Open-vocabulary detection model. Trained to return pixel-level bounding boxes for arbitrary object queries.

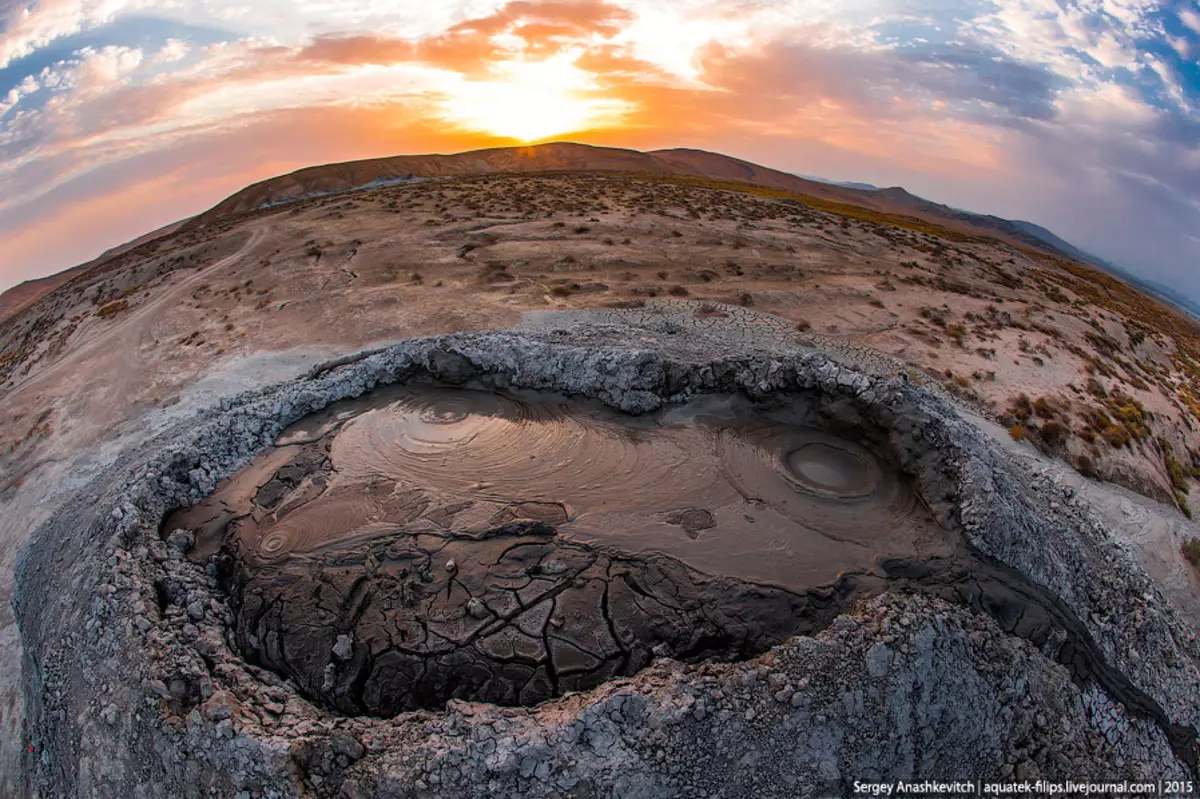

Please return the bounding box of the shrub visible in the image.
[1101,424,1131,448]
[1038,420,1068,448]
[668,285,689,297]
[1183,537,1200,567]
[1176,493,1193,521]
[1166,454,1189,493]
[1007,425,1029,441]
[1008,394,1033,422]
[97,300,128,318]
[795,319,812,332]
[549,285,573,297]
[1076,454,1097,477]
[739,292,754,306]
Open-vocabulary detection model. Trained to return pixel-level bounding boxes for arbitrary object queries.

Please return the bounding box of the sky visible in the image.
[1,0,1199,298]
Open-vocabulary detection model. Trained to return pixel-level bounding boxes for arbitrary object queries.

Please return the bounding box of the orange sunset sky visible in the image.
[2,0,1199,298]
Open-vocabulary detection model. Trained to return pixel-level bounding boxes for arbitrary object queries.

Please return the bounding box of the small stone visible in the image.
[466,598,489,619]
[186,600,206,621]
[146,679,172,700]
[100,704,118,726]
[202,692,236,722]
[322,663,336,692]
[166,528,195,553]
[865,642,891,678]
[445,559,457,573]
[833,617,856,632]
[332,635,353,662]
[331,731,365,761]
[168,678,189,701]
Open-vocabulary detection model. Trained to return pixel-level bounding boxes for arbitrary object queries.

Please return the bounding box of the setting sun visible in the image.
[439,55,630,141]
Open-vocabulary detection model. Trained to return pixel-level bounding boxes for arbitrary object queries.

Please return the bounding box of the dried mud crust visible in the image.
[228,520,861,715]
[12,318,1200,798]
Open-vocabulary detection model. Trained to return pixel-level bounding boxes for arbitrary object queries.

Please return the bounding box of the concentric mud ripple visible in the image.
[715,423,922,545]
[179,387,947,588]
[329,387,709,516]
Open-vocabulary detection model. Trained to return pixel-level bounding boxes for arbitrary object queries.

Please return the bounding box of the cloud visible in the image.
[1180,8,1200,35]
[296,0,634,76]
[0,0,1198,304]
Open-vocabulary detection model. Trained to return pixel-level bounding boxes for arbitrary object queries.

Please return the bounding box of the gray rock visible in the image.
[865,642,891,678]
[332,634,353,662]
[165,528,195,553]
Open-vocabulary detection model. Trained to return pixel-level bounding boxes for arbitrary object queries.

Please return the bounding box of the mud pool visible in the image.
[162,384,952,714]
[170,384,947,590]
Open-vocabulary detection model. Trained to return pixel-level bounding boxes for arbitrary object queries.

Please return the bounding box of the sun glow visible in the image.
[439,55,630,141]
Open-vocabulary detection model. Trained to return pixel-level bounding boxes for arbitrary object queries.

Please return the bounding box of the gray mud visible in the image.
[11,310,1200,797]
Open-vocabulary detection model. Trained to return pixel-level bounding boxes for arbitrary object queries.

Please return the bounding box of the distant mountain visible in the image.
[0,218,185,322]
[182,142,1099,266]
[1005,219,1200,321]
[0,265,90,321]
[1009,220,1098,265]
[1082,257,1200,321]
[834,181,880,191]
[796,174,880,191]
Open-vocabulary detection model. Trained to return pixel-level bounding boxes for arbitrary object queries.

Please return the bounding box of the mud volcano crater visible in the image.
[19,325,1200,797]
[169,383,947,715]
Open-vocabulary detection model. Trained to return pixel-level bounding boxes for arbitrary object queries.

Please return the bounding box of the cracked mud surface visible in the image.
[227,523,866,715]
[169,385,939,712]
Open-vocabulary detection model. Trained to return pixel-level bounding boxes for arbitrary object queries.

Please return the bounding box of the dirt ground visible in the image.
[3,171,1200,791]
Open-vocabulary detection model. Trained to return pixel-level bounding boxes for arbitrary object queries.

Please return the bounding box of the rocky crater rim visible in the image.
[12,320,1200,796]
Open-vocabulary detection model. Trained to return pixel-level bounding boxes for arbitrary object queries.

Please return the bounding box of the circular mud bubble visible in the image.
[180,386,948,715]
[783,440,877,498]
[715,422,922,548]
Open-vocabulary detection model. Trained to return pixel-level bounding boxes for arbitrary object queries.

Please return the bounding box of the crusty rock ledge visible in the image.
[13,317,1200,797]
